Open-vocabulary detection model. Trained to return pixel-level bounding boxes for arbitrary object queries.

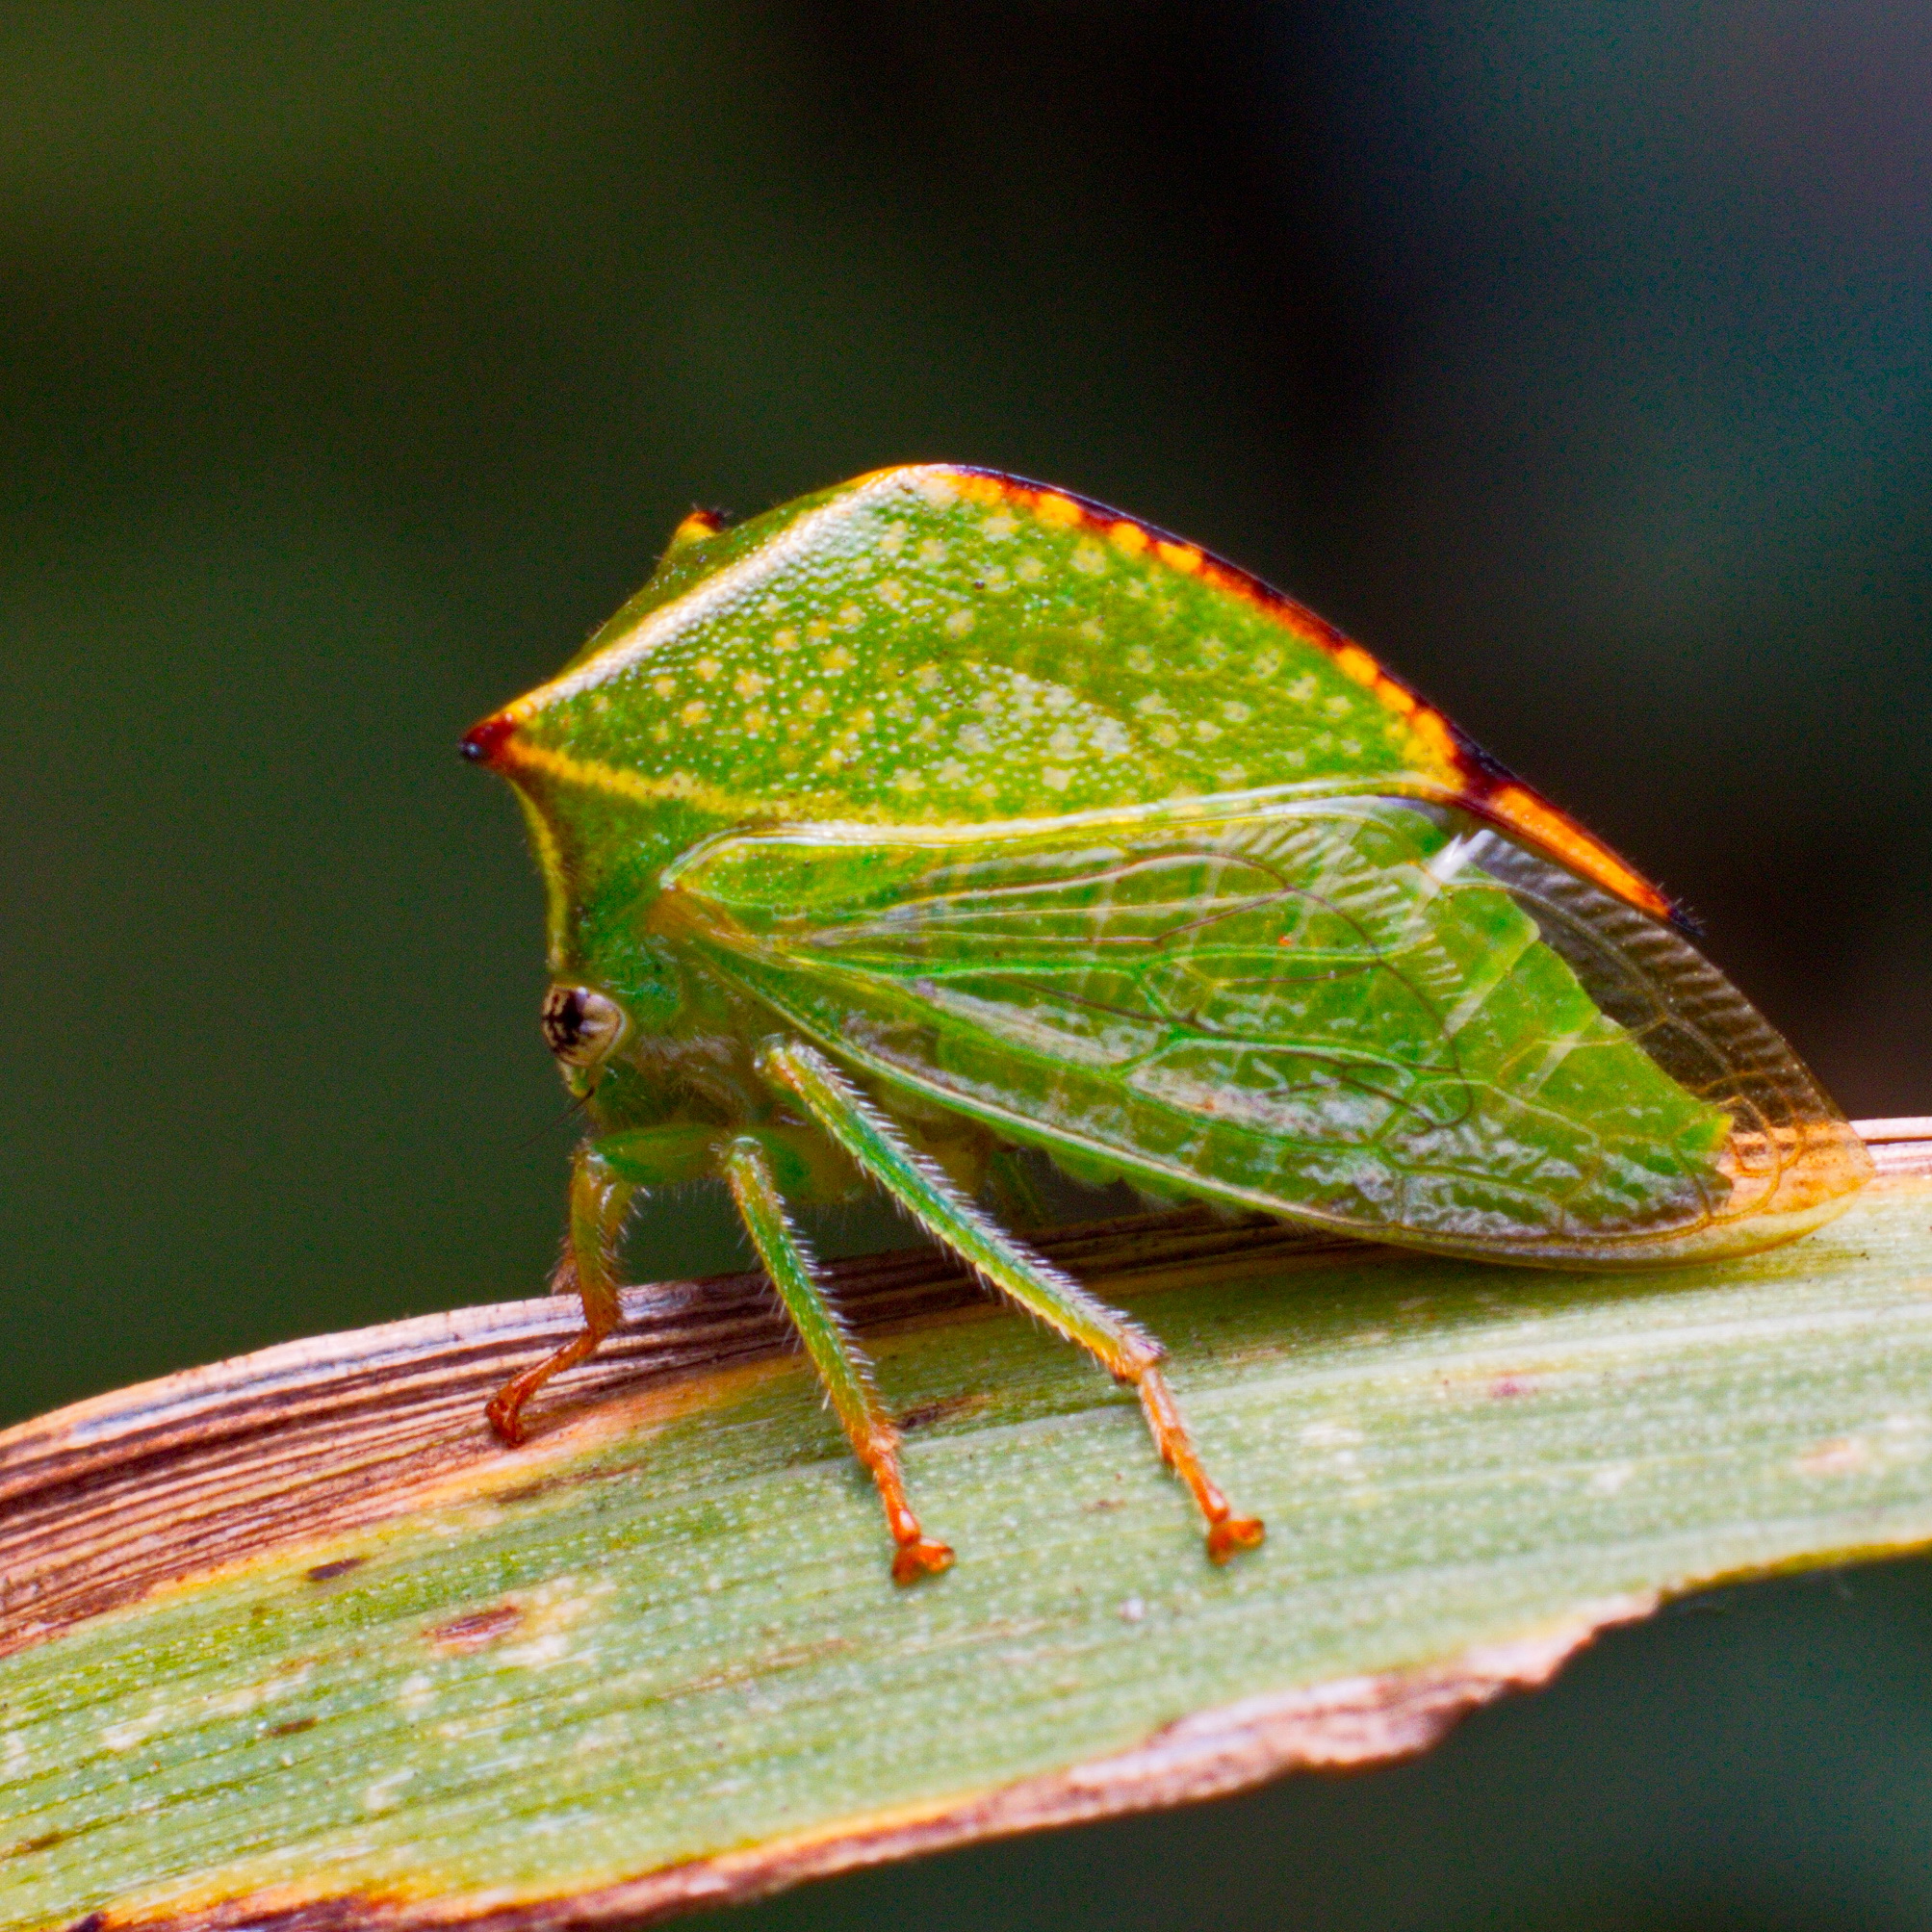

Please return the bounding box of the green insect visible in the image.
[464,465,1870,1582]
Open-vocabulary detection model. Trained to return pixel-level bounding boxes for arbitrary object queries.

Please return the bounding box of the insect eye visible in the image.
[540,986,626,1068]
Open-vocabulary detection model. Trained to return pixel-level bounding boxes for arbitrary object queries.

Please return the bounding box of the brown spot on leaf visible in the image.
[304,1558,365,1584]
[428,1603,525,1654]
[899,1392,992,1430]
[4,1825,69,1857]
[493,1469,593,1507]
[664,1636,856,1700]
[267,1716,317,1738]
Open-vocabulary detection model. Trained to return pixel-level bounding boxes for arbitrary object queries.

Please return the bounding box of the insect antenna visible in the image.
[507,1090,592,1154]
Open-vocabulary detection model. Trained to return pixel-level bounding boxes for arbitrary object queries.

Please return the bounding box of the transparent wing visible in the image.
[669,798,1868,1265]
[1443,822,1869,1248]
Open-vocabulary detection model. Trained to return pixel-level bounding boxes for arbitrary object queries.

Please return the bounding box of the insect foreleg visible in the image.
[486,1141,634,1447]
[758,1040,1264,1563]
[721,1135,954,1584]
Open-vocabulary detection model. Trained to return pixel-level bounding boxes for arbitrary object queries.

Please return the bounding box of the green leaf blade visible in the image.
[1,1134,1929,1929]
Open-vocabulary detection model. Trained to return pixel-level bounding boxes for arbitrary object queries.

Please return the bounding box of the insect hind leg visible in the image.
[1137,1366,1265,1561]
[723,1133,952,1584]
[759,1039,1263,1563]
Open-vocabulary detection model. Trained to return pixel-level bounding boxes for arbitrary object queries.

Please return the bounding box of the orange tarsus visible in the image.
[1135,1366,1266,1563]
[871,1448,955,1584]
[1206,1515,1268,1563]
[891,1537,956,1584]
[484,1327,605,1446]
[485,1251,622,1446]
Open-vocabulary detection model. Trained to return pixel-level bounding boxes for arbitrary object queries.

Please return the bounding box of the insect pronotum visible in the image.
[464,465,1871,1581]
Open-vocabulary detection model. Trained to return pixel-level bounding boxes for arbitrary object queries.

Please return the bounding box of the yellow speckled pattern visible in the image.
[473,466,1668,931]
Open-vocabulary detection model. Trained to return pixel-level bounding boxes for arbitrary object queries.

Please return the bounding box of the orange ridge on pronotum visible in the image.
[940,465,1678,926]
[465,467,1678,929]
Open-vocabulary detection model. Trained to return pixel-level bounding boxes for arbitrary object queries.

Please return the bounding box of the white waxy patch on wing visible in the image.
[1425,835,1480,886]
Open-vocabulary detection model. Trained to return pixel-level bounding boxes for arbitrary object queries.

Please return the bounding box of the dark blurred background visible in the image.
[2,3,1928,1925]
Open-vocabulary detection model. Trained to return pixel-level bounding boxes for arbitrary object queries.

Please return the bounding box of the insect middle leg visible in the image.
[759,1040,1264,1562]
[722,1135,953,1584]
